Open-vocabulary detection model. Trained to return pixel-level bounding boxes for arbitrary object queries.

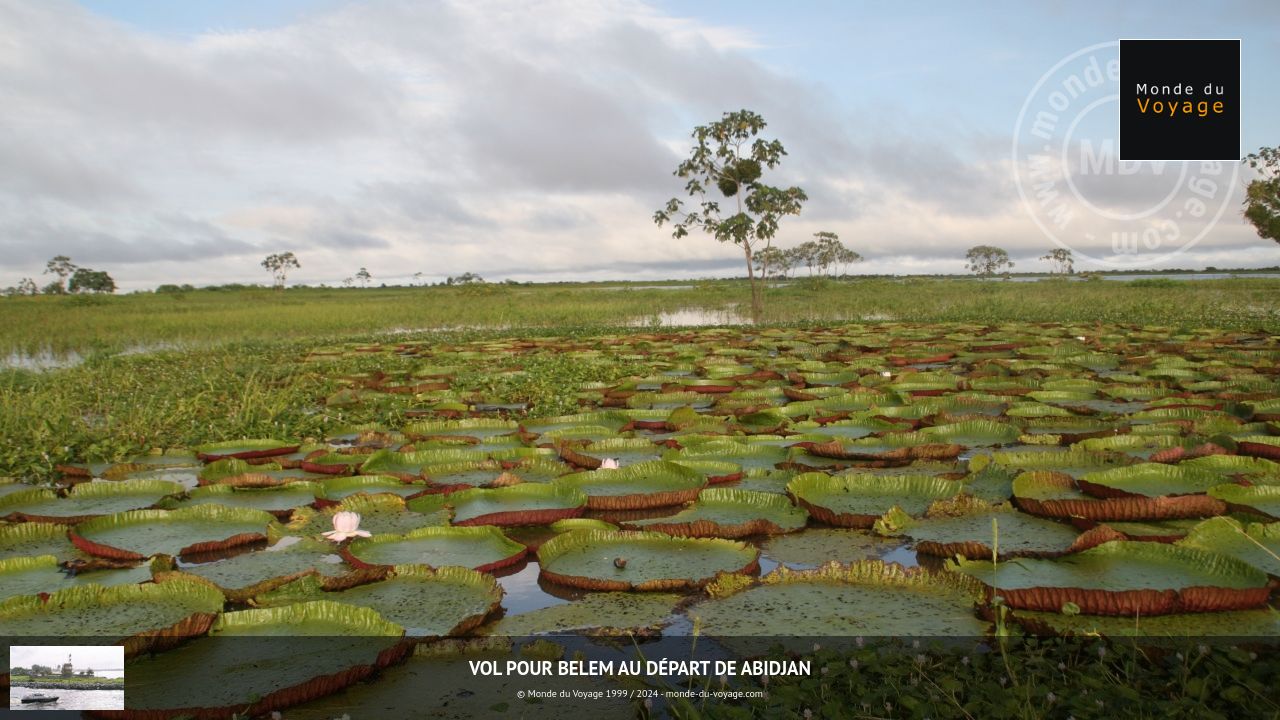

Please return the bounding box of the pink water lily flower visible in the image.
[322,511,372,542]
[600,458,620,469]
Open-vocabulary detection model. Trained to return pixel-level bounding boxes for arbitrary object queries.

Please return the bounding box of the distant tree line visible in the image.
[3,255,116,297]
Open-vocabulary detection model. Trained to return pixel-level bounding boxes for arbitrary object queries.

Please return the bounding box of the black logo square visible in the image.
[1119,39,1240,161]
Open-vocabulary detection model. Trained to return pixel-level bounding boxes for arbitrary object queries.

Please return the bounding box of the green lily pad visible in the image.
[620,488,808,537]
[537,529,758,591]
[72,505,279,560]
[0,480,184,521]
[169,537,349,600]
[1079,463,1223,497]
[120,601,403,714]
[883,503,1084,559]
[918,420,1020,446]
[1209,484,1280,519]
[553,460,707,510]
[255,564,501,637]
[173,481,324,514]
[345,526,526,573]
[1177,517,1280,576]
[0,554,152,602]
[290,494,450,537]
[761,528,902,569]
[0,575,224,638]
[488,592,683,636]
[194,439,301,461]
[0,522,76,562]
[950,540,1271,615]
[322,474,429,499]
[408,483,587,526]
[688,561,987,638]
[786,472,962,528]
[1014,605,1280,638]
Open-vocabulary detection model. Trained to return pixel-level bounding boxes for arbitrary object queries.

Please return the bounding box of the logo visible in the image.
[1012,41,1239,266]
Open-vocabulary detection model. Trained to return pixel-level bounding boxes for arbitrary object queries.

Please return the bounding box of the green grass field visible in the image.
[2,277,1278,480]
[1,277,1277,358]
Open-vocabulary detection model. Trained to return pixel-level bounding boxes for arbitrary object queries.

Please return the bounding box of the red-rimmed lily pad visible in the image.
[619,488,808,538]
[253,564,501,637]
[0,554,151,602]
[157,536,350,601]
[875,501,1094,559]
[1209,483,1280,519]
[553,460,707,510]
[1013,470,1226,521]
[117,600,406,718]
[407,483,587,527]
[195,439,301,462]
[343,526,526,573]
[289,494,450,537]
[71,505,280,561]
[786,472,962,528]
[1077,463,1223,498]
[1176,516,1280,577]
[322,474,429,500]
[949,540,1272,615]
[537,529,759,591]
[0,576,224,654]
[0,522,76,561]
[170,481,325,518]
[0,479,184,523]
[688,560,987,639]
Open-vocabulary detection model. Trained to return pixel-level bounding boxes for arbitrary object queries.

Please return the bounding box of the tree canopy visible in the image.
[654,109,807,321]
[1244,147,1280,244]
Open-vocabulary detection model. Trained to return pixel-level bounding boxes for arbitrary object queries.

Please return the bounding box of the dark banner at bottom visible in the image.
[4,634,1280,719]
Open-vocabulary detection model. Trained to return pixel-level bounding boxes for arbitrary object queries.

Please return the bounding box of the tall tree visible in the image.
[43,255,77,294]
[68,268,116,294]
[355,267,372,287]
[654,109,807,321]
[261,252,300,290]
[1040,248,1074,274]
[965,245,1014,277]
[752,246,787,279]
[1243,147,1280,244]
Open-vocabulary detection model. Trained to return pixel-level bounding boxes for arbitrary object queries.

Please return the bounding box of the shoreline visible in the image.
[12,680,125,691]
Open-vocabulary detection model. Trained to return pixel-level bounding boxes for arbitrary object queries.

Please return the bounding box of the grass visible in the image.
[1,277,1278,358]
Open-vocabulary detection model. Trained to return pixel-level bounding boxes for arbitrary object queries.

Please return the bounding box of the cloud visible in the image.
[0,0,1274,291]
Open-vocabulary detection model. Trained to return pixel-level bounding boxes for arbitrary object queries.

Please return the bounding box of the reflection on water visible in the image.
[9,686,124,711]
[629,308,750,327]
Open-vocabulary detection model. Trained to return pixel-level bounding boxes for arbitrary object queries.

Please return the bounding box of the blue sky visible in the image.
[2,1,1277,290]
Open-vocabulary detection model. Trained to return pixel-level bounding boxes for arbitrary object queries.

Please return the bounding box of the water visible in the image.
[628,308,750,327]
[2,342,185,372]
[1001,272,1280,282]
[10,685,124,711]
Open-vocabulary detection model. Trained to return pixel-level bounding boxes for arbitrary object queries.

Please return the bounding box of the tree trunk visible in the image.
[743,244,762,323]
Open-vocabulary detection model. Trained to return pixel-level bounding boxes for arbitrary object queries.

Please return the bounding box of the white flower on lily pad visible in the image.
[322,511,372,542]
[880,371,892,377]
[600,458,620,469]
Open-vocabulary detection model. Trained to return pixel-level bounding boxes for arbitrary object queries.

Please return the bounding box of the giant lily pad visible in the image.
[254,565,501,637]
[0,522,76,562]
[290,494,450,537]
[537,530,759,591]
[71,505,279,561]
[879,501,1089,559]
[761,529,901,569]
[0,576,224,651]
[119,600,405,717]
[170,481,324,517]
[488,592,684,636]
[0,554,151,602]
[1209,483,1280,519]
[408,483,587,526]
[0,479,184,523]
[688,561,987,638]
[195,439,301,461]
[1177,516,1280,576]
[344,526,526,573]
[917,420,1020,446]
[786,472,962,528]
[949,540,1272,615]
[620,488,808,538]
[161,537,350,601]
[1013,470,1226,521]
[1078,463,1223,498]
[1013,606,1280,638]
[553,460,707,510]
[322,474,429,500]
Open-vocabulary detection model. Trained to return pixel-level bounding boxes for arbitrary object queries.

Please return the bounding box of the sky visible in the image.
[1,0,1278,291]
[10,645,123,671]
